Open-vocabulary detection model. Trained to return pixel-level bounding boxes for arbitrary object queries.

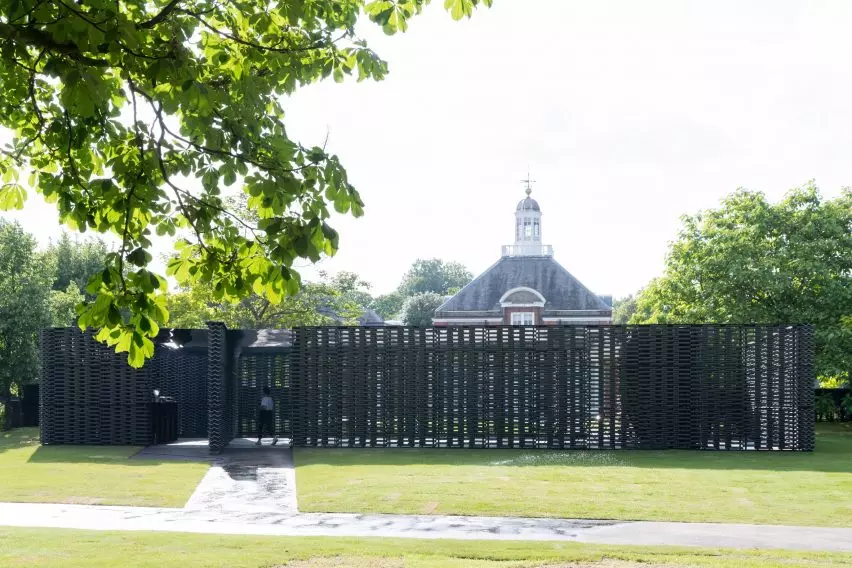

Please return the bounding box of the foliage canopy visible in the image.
[43,232,110,296]
[0,0,490,365]
[400,291,444,326]
[167,269,371,328]
[631,184,851,379]
[0,221,51,395]
[398,258,472,297]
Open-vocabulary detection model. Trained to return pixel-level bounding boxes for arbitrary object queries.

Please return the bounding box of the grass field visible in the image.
[0,428,208,507]
[1,527,851,567]
[295,423,852,526]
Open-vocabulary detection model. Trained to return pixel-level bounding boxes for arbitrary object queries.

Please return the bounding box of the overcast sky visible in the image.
[3,0,851,298]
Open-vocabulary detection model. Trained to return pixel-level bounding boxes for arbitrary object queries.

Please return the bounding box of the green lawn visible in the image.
[1,528,851,567]
[0,428,208,507]
[295,423,852,527]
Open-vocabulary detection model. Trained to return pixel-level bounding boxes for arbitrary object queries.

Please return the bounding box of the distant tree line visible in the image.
[371,259,473,326]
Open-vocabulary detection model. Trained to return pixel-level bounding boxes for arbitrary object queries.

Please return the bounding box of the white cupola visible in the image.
[502,178,552,257]
[515,184,542,245]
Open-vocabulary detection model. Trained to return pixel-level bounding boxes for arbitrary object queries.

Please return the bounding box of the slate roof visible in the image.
[358,308,385,326]
[435,256,611,318]
[316,306,385,326]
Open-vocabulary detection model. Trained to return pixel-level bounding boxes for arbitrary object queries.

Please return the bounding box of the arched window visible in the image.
[534,221,540,238]
[524,219,532,238]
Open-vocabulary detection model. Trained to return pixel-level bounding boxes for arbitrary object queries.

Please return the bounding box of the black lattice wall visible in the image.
[39,324,815,451]
[40,328,208,445]
[284,325,814,450]
[149,348,208,438]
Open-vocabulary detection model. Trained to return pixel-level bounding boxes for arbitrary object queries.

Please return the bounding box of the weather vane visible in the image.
[521,168,536,196]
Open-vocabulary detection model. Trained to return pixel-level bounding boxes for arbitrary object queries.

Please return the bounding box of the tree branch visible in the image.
[131,82,322,174]
[62,110,93,199]
[116,81,149,293]
[152,106,222,264]
[56,0,175,61]
[138,0,182,29]
[177,8,347,55]
[172,185,265,240]
[0,22,109,67]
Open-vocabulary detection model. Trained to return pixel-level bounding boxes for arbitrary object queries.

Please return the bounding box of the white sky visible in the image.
[3,0,851,298]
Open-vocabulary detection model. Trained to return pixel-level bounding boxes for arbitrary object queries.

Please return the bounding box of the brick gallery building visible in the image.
[432,186,612,326]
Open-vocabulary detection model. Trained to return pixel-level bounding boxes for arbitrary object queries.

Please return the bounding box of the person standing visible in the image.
[256,386,278,446]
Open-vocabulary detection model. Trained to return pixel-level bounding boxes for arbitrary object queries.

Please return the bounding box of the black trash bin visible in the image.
[2,397,22,430]
[22,384,39,427]
[149,401,178,445]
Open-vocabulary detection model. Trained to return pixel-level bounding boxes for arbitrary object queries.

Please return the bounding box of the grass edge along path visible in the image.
[0,428,208,508]
[1,527,852,568]
[294,424,852,527]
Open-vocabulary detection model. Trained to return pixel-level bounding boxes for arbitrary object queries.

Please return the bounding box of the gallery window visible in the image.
[511,312,535,326]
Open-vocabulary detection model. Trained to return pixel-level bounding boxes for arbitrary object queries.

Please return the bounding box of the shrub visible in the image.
[819,374,850,388]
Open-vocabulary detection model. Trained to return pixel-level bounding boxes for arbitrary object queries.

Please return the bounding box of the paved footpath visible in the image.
[2,502,851,552]
[2,440,851,552]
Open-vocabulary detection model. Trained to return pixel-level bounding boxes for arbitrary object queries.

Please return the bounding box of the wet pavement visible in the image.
[134,438,299,514]
[2,439,851,551]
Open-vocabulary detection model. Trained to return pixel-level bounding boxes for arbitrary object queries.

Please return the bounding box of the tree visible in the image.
[325,270,373,312]
[43,232,110,295]
[167,271,366,329]
[372,291,405,320]
[401,292,444,327]
[612,294,637,324]
[47,281,86,326]
[631,183,852,379]
[398,258,473,297]
[0,221,51,396]
[0,0,491,365]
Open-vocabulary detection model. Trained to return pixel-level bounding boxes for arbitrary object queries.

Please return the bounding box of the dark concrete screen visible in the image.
[40,327,208,445]
[283,325,814,451]
[40,324,814,452]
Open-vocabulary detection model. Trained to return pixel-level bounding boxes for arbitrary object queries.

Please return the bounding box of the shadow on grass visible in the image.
[26,445,212,466]
[0,427,40,456]
[293,424,851,473]
[0,427,211,465]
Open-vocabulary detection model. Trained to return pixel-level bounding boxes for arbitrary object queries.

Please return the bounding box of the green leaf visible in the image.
[126,248,152,267]
[444,0,469,20]
[294,235,309,256]
[0,184,26,210]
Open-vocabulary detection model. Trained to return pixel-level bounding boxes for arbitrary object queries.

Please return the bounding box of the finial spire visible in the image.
[521,168,535,196]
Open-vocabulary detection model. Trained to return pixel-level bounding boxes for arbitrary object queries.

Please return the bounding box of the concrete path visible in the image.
[2,439,851,552]
[1,502,851,551]
[134,438,298,515]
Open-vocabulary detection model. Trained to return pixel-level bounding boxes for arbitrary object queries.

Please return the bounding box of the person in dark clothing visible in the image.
[256,386,278,446]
